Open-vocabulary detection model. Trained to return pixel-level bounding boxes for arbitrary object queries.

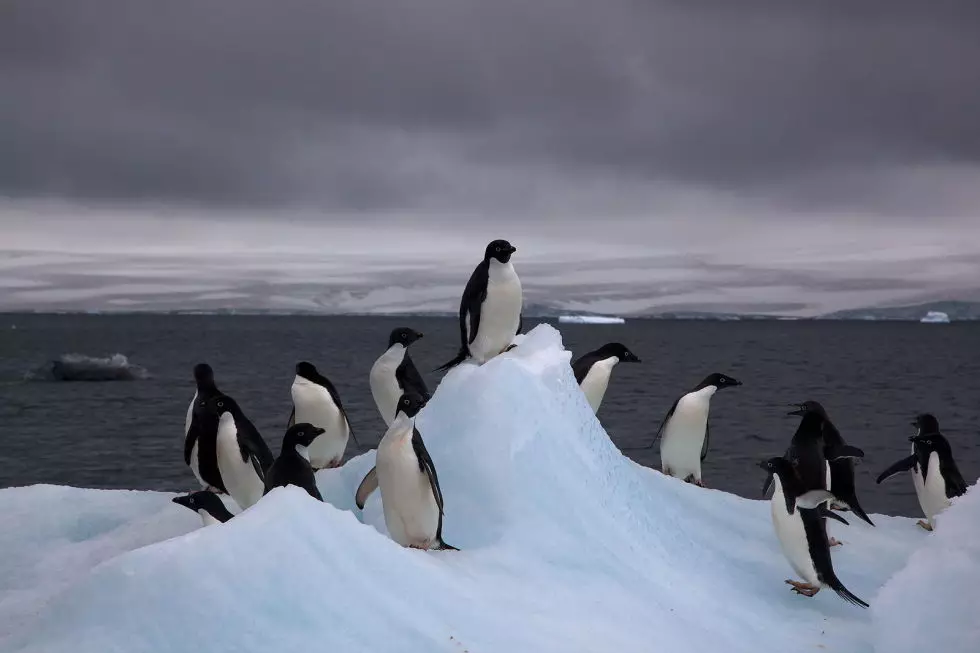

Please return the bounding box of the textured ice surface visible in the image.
[0,325,967,653]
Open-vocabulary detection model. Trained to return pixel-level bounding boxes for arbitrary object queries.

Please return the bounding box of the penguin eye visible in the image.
[495,246,501,252]
[216,401,224,408]
[401,333,407,339]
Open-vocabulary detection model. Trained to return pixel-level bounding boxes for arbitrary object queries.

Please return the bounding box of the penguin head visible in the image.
[485,239,517,263]
[202,394,235,417]
[909,432,952,459]
[699,373,741,391]
[388,327,424,348]
[193,363,215,389]
[594,342,641,363]
[758,456,795,481]
[295,361,320,380]
[283,423,325,448]
[395,392,427,419]
[172,490,227,516]
[787,400,826,417]
[911,413,940,435]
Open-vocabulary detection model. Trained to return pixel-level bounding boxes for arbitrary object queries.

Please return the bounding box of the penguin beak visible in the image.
[757,460,769,471]
[909,419,919,427]
[787,404,805,416]
[313,427,326,436]
[507,245,517,254]
[416,332,424,339]
[172,496,192,509]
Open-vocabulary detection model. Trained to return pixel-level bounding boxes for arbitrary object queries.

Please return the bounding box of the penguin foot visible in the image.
[694,479,706,488]
[917,520,934,532]
[829,537,843,547]
[830,502,850,512]
[785,580,820,597]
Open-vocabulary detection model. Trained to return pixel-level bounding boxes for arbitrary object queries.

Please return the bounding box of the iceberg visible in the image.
[24,353,149,381]
[557,314,626,324]
[0,325,972,653]
[919,311,951,324]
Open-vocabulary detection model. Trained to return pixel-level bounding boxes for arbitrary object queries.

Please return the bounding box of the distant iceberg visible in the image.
[25,353,149,381]
[920,311,951,324]
[0,325,974,653]
[557,314,625,324]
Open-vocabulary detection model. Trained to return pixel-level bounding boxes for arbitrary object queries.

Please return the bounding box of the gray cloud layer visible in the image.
[3,1,980,218]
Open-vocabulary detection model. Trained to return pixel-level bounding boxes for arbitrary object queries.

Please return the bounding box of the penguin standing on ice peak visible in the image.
[370,327,430,427]
[375,392,457,551]
[793,401,874,527]
[571,342,641,414]
[877,413,967,531]
[264,423,326,501]
[184,363,222,491]
[436,239,522,372]
[172,490,235,527]
[205,394,275,510]
[759,457,869,608]
[656,372,741,487]
[288,361,358,470]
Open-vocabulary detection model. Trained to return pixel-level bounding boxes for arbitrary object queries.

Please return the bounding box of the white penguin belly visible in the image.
[184,393,207,489]
[770,478,820,586]
[369,346,405,427]
[376,422,441,548]
[291,377,350,468]
[469,261,522,364]
[215,414,265,510]
[919,453,950,526]
[580,358,617,413]
[659,389,714,481]
[198,509,222,527]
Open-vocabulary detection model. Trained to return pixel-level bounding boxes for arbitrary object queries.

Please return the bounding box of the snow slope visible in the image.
[0,325,971,653]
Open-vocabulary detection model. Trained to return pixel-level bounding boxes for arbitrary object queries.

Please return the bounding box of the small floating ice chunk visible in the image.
[557,314,626,325]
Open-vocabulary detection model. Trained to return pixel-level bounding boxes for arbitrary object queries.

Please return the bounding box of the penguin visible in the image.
[183,363,222,490]
[570,342,641,414]
[436,239,522,371]
[369,327,429,427]
[375,392,457,550]
[172,490,235,527]
[264,423,325,501]
[759,457,869,608]
[288,361,358,470]
[205,394,275,510]
[876,413,968,531]
[656,373,742,486]
[794,401,874,527]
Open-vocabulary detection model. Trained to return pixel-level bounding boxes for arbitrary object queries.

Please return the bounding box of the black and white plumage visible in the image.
[570,342,641,414]
[374,392,456,550]
[264,423,325,501]
[760,457,869,608]
[183,363,222,490]
[204,394,274,510]
[656,372,741,486]
[370,327,429,427]
[288,361,357,470]
[172,490,235,527]
[877,414,968,531]
[791,401,874,527]
[436,239,522,372]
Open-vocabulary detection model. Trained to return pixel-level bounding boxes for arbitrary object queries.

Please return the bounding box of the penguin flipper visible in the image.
[435,346,469,372]
[826,444,865,460]
[287,407,295,429]
[762,472,774,497]
[355,466,379,510]
[875,455,915,484]
[412,428,445,514]
[184,419,199,466]
[700,420,710,462]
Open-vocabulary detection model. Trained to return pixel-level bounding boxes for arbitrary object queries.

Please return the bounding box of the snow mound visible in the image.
[0,325,958,652]
[557,314,626,324]
[873,486,980,653]
[25,353,149,381]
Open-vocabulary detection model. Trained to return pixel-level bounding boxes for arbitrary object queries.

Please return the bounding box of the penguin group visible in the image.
[170,238,971,609]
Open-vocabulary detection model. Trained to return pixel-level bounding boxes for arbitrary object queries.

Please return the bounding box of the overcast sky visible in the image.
[2,1,979,314]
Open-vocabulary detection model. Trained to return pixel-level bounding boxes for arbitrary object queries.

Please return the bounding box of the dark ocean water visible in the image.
[0,314,977,517]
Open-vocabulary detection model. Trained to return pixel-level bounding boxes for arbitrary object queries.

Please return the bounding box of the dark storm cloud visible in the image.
[2,0,979,212]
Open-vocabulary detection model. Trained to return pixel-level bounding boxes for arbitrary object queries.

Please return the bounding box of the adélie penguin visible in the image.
[288,361,358,470]
[375,392,457,551]
[183,363,222,491]
[655,373,742,487]
[204,394,275,510]
[792,401,874,527]
[759,457,869,608]
[264,423,325,501]
[876,413,968,531]
[172,490,235,527]
[370,327,429,427]
[570,342,641,414]
[436,239,522,371]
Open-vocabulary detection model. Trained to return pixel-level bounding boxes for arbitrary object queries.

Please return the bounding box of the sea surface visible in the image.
[1,313,977,517]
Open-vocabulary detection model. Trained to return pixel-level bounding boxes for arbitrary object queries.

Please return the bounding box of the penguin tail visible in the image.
[435,540,459,551]
[846,497,875,527]
[826,574,869,609]
[434,346,468,372]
